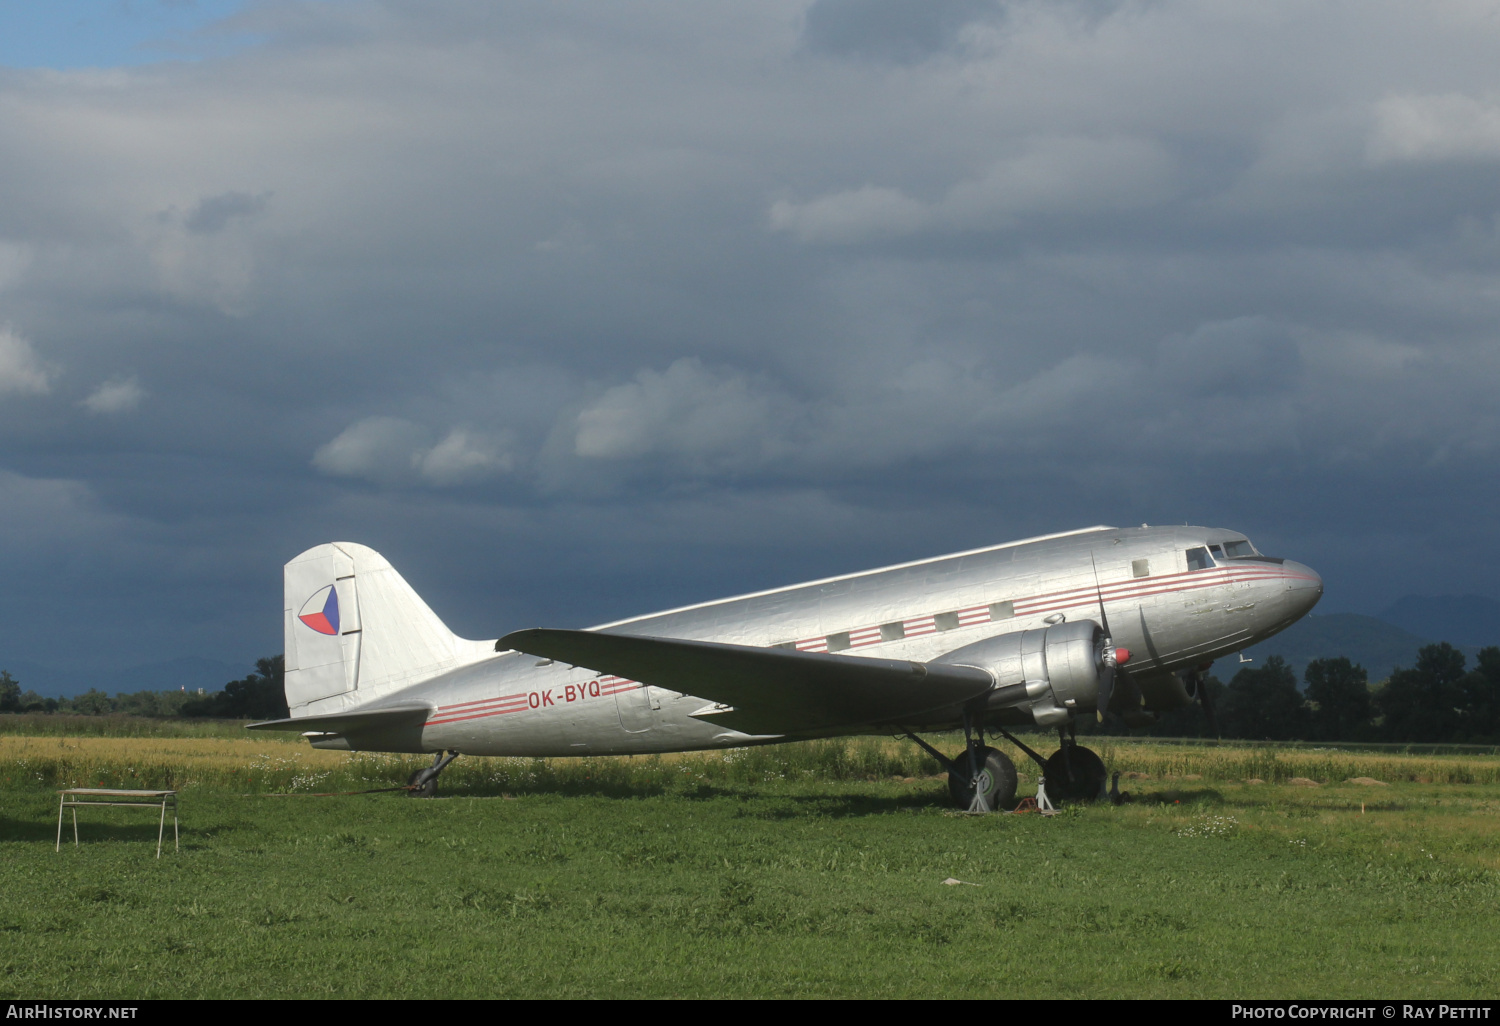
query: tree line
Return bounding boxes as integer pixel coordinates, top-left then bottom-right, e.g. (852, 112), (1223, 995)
(0, 657), (289, 721)
(1139, 643), (1500, 743)
(3, 644), (1500, 743)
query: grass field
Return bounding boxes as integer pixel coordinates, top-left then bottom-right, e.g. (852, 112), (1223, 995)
(3, 722), (1499, 998)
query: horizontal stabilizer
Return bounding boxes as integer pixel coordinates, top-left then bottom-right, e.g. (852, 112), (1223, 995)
(246, 702), (433, 734)
(499, 629), (994, 735)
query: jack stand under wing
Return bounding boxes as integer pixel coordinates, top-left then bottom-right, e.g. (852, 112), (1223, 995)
(1034, 776), (1057, 815)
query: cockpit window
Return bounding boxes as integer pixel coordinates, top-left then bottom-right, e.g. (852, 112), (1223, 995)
(1186, 546), (1214, 571)
(1209, 544), (1224, 559)
(1222, 539), (1257, 559)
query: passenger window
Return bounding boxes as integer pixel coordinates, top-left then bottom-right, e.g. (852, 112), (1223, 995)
(1132, 558), (1150, 578)
(988, 600), (1014, 621)
(826, 632), (851, 652)
(1186, 547), (1213, 571)
(879, 622), (905, 642)
(934, 612), (960, 631)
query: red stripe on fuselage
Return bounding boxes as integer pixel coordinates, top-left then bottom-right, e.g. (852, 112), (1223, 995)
(426, 677), (643, 727)
(424, 566), (1314, 728)
(436, 693), (530, 713)
(780, 565), (1306, 655)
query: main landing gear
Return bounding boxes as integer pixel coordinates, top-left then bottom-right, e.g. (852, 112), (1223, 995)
(948, 746), (1018, 812)
(907, 707), (1018, 813)
(407, 750), (460, 798)
(907, 719), (1107, 811)
(1042, 733), (1107, 804)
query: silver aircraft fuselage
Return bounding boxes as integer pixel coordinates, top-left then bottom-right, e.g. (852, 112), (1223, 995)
(322, 525), (1320, 757)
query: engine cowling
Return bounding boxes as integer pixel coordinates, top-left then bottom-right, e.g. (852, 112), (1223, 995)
(934, 620), (1115, 727)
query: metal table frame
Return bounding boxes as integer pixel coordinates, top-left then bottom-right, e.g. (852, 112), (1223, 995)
(56, 789), (178, 858)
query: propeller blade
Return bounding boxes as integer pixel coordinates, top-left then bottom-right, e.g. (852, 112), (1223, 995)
(1089, 551), (1115, 725)
(1088, 551), (1113, 635)
(1199, 672), (1219, 737)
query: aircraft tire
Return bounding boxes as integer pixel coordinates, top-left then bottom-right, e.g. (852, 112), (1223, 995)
(407, 768), (439, 798)
(1042, 745), (1107, 804)
(947, 746), (1018, 812)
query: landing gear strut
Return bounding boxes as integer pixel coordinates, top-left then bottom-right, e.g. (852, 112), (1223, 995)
(906, 707), (1018, 813)
(907, 717), (1108, 811)
(407, 750), (459, 798)
(987, 724), (1108, 806)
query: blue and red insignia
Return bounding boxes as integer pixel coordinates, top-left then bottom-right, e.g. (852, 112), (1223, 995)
(297, 585), (340, 636)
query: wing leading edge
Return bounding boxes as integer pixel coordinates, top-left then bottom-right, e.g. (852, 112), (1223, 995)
(499, 629), (994, 735)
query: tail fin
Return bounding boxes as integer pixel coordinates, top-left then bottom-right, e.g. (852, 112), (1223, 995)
(283, 542), (494, 712)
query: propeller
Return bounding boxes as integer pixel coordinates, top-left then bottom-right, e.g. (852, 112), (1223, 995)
(1198, 669), (1219, 737)
(1088, 552), (1117, 725)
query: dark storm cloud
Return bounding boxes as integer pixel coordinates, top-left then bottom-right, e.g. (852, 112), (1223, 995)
(4, 0), (1500, 674)
(182, 191), (271, 235)
(800, 0), (1001, 62)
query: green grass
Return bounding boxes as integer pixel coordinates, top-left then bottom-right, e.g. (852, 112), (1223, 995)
(3, 728), (1500, 998)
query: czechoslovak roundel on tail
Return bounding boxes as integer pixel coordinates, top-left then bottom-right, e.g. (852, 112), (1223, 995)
(297, 586), (340, 636)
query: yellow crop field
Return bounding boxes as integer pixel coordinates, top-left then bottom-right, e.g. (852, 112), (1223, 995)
(0, 734), (427, 793)
(3, 728), (1499, 794)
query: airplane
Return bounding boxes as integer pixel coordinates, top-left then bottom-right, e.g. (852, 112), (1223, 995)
(249, 524), (1322, 811)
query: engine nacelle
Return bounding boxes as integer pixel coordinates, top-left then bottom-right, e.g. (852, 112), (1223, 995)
(935, 620), (1114, 727)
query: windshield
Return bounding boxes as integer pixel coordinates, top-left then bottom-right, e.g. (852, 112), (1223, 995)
(1222, 539), (1257, 558)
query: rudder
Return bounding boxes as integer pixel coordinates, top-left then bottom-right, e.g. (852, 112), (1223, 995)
(283, 542), (493, 712)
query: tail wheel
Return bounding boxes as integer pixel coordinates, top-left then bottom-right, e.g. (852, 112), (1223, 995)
(1042, 745), (1107, 804)
(947, 746), (1018, 812)
(407, 768), (439, 798)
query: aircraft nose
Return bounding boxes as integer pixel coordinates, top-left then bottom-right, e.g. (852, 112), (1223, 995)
(1279, 560), (1323, 620)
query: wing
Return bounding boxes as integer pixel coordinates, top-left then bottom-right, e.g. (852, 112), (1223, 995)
(499, 629), (994, 735)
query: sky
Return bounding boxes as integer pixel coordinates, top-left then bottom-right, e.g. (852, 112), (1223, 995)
(0, 1), (253, 68)
(3, 0), (1500, 678)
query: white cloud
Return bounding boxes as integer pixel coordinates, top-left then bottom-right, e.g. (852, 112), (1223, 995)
(313, 417), (432, 485)
(147, 222), (261, 318)
(0, 327), (53, 395)
(944, 136), (1176, 221)
(416, 428), (515, 485)
(81, 377), (144, 415)
(1368, 93), (1500, 163)
(312, 417), (514, 487)
(770, 136), (1175, 244)
(769, 186), (930, 245)
(573, 358), (795, 470)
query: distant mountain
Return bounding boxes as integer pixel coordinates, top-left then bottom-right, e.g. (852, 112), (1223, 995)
(1233, 613), (1434, 684)
(0, 656), (247, 699)
(1377, 595), (1500, 649)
